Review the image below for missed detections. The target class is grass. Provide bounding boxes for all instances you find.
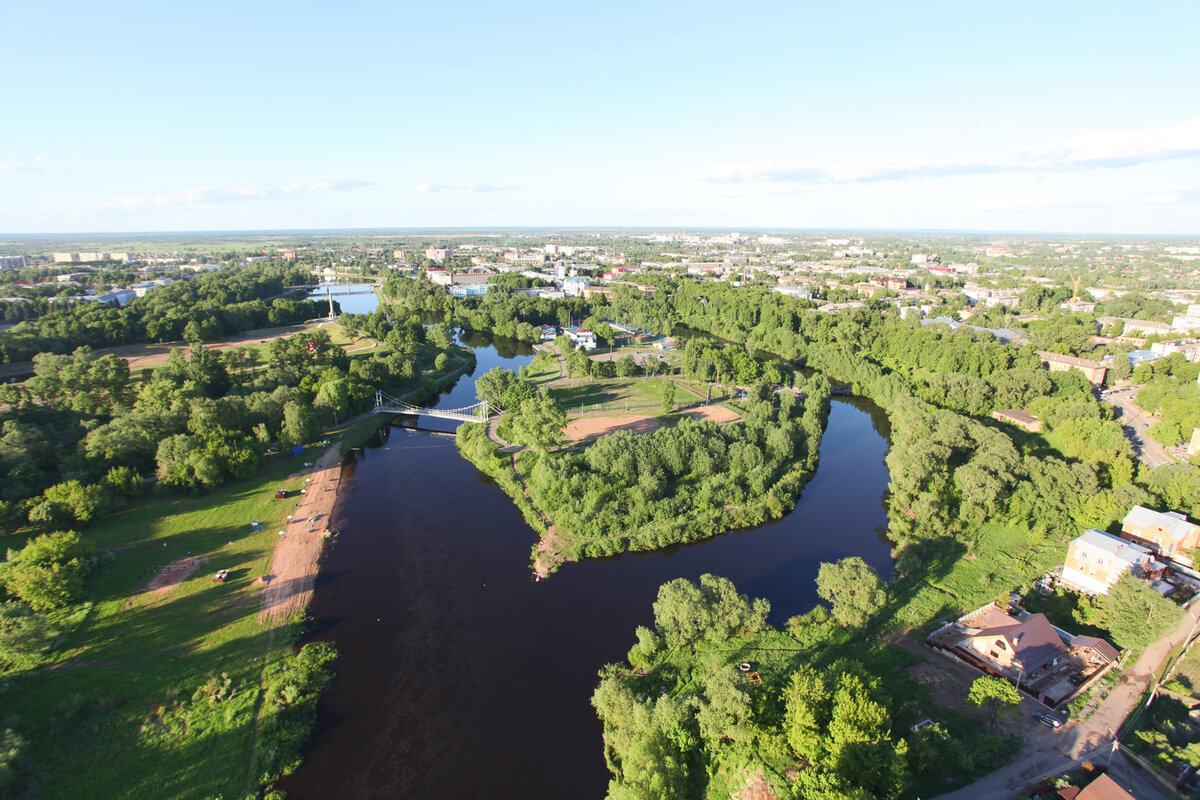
[521,352,561,387]
[879,523,1065,637]
[551,377,676,414]
[0,445,325,800]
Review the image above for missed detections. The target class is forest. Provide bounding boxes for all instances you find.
[0,264,327,363]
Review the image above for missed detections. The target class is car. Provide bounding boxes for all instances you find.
[1033,712,1062,729]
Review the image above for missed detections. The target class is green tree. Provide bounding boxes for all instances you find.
[0,531,92,611]
[615,355,638,378]
[816,557,886,628]
[281,401,321,447]
[967,675,1021,730]
[661,381,675,412]
[508,395,566,454]
[1102,572,1183,651]
[426,323,454,350]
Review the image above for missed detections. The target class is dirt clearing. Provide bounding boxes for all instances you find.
[258,445,343,622]
[145,557,207,594]
[563,404,742,443]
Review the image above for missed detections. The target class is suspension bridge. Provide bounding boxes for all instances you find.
[373,391,490,423]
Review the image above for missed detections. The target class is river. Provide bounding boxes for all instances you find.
[282,310,894,799]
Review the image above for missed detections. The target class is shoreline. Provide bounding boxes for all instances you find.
[258,444,346,622]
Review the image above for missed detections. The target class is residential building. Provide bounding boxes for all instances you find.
[425,248,452,263]
[772,285,812,300]
[964,284,1023,309]
[1060,300,1097,313]
[1121,506,1200,561]
[562,327,598,350]
[965,611,1069,676]
[1037,351,1108,385]
[562,277,588,297]
[52,252,78,263]
[1151,338,1200,362]
[1060,529,1163,595]
[537,325,557,341]
[992,409,1043,432]
[392,249,406,260]
[1057,772,1138,800]
[0,255,27,269]
[928,602,1119,707]
[97,289,137,306]
[1189,427,1200,458]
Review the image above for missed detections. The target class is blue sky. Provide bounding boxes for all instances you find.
[2,1,1197,234]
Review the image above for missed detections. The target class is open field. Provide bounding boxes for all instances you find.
[0,445,327,799]
[551,377,675,411]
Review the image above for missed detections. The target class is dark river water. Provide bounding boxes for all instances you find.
[281,332,894,800]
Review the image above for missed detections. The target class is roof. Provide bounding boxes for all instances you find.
[1076,773,1137,800]
[1071,636,1120,662]
[994,409,1040,425]
[1037,350,1107,370]
[1123,505,1197,542]
[1074,529,1152,566]
[975,613,1068,673]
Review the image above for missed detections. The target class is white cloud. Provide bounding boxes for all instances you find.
[97,178,373,209]
[0,156,47,173]
[700,117,1200,185]
[414,181,519,193]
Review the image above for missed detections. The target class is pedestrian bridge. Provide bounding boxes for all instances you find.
[373,390,489,423]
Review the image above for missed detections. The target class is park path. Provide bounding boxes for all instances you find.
[934,598,1200,799]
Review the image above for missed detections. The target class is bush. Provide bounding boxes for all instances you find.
[0,531,93,611]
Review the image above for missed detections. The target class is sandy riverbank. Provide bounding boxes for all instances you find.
[258,445,345,622]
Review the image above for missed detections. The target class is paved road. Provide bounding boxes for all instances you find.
[1104,386,1177,468]
[934,600,1200,799]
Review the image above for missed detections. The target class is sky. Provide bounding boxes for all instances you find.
[1,1,1198,234]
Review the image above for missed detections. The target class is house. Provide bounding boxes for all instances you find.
[1121,506,1200,562]
[992,409,1043,432]
[928,602,1119,707]
[1037,351,1108,385]
[537,324,557,342]
[965,612,1069,677]
[563,328,598,350]
[1060,529,1164,595]
[1056,772,1138,800]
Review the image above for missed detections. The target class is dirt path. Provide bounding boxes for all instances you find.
[257,446,343,622]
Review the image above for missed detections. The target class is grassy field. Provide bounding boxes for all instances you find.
[551,377,677,415]
[0,447,324,799]
[521,351,561,387]
[880,523,1065,637]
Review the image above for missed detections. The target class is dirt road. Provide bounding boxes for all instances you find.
[257,445,344,622]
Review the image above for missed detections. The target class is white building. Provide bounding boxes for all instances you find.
[563,328,598,350]
[1060,529,1162,596]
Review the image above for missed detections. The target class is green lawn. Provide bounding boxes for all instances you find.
[521,352,561,387]
[0,447,323,800]
[551,377,675,413]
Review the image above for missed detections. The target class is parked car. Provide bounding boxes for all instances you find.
[1033,712,1062,729]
